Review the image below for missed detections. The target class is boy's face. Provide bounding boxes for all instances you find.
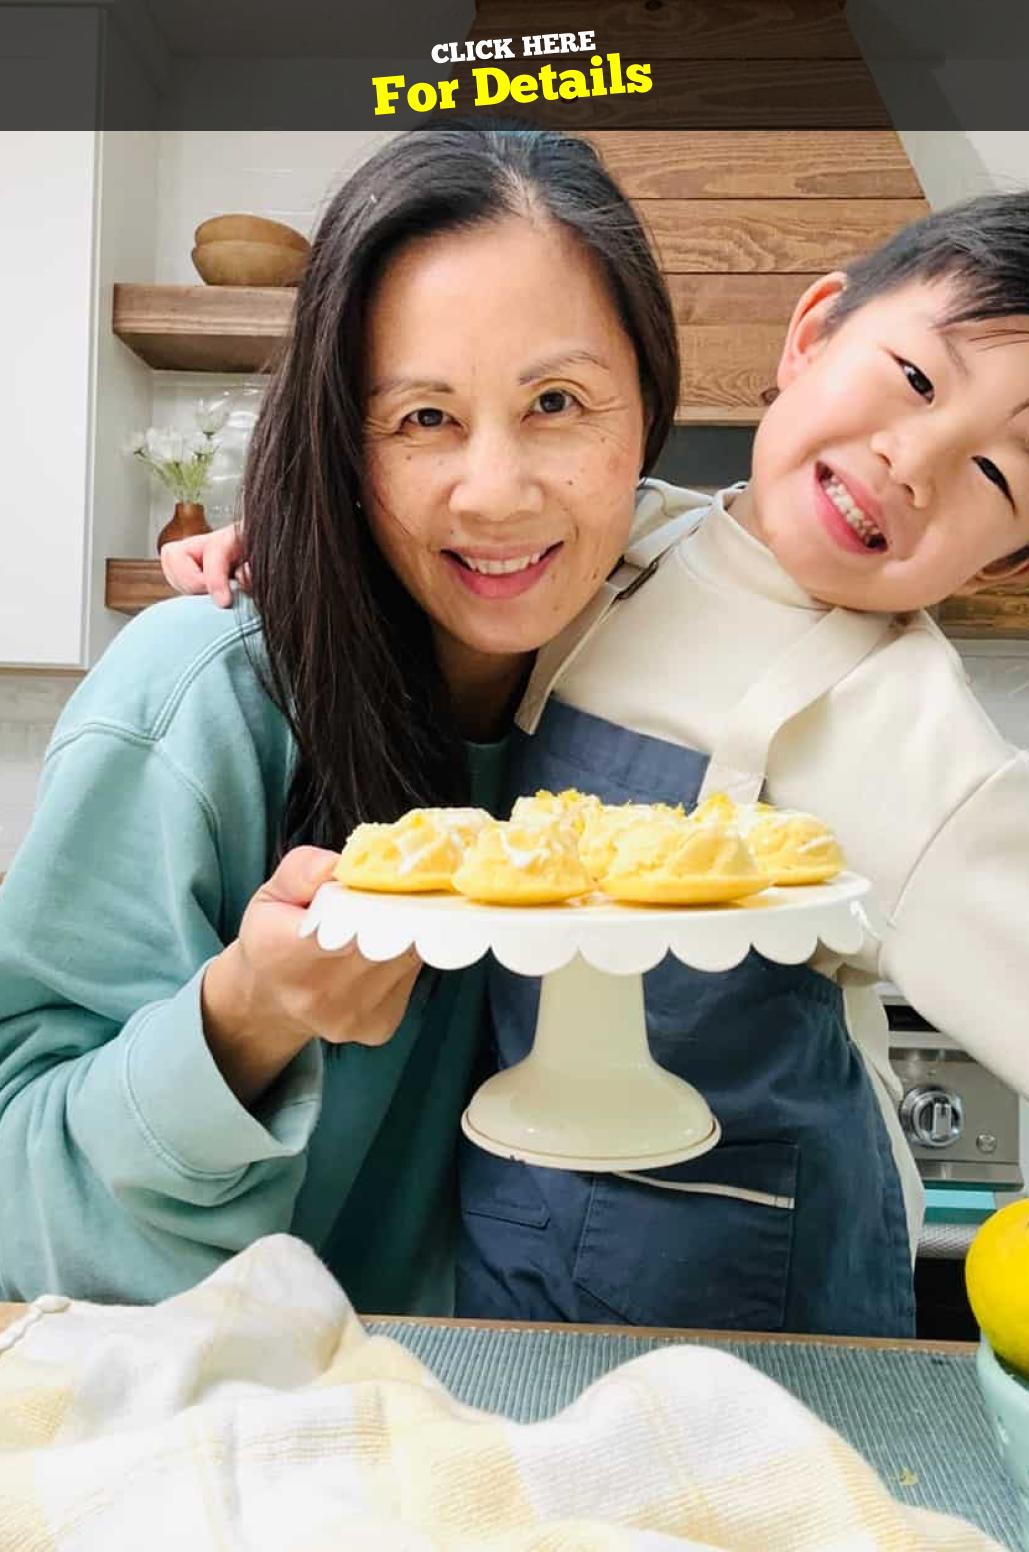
[742,275,1029,611]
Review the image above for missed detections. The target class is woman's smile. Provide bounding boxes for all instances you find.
[443,541,563,598]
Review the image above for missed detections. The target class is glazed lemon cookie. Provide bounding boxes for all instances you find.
[510,787,602,833]
[335,807,490,893]
[692,791,774,826]
[598,814,768,905]
[743,809,845,886]
[452,818,593,905]
[579,800,685,881]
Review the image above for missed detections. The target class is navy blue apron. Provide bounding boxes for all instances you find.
[456,592,915,1339]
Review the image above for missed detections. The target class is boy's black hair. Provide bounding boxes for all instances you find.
[829,192,1029,331]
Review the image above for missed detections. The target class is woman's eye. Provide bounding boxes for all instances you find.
[973,455,1012,501]
[534,389,577,415]
[898,358,934,401]
[404,407,448,429]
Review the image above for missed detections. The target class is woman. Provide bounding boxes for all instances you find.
[0,127,678,1307]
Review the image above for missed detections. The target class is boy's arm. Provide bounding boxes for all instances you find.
[0,726,321,1303]
[161,525,247,608]
[880,750,1029,1098]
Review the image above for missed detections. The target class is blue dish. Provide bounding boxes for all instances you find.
[978,1337,1029,1551]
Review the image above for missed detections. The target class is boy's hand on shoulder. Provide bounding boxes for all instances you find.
[160,525,248,610]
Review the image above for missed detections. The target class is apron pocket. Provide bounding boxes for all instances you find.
[460,1145,551,1229]
[573,1141,799,1330]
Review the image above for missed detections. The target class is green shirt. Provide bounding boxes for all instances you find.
[0,597,508,1310]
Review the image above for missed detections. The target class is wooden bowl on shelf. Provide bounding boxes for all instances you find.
[192,213,311,288]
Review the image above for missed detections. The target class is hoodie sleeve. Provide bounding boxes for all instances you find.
[0,724,322,1303]
[879,749,1029,1099]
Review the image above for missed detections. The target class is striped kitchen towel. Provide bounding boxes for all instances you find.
[0,1234,1003,1551]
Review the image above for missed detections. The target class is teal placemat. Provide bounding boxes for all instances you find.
[368,1322,1018,1548]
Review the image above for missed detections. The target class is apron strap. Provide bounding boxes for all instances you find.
[515,491,710,736]
[698,607,895,803]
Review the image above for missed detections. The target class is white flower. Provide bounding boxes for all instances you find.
[143,427,177,462]
[124,429,147,456]
[195,397,230,436]
[128,420,219,501]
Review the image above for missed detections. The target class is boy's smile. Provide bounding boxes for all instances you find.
[732,275,1029,612]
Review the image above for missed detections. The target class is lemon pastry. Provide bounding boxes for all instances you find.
[743,809,845,886]
[692,791,774,826]
[579,800,685,881]
[335,807,490,893]
[452,818,593,905]
[509,787,602,833]
[598,815,768,905]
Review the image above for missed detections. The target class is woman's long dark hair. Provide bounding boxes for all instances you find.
[243,128,680,853]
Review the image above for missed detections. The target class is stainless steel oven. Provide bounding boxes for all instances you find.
[884,990,1023,1263]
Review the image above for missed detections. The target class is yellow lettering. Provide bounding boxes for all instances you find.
[472,66,512,105]
[408,81,437,111]
[509,72,540,103]
[557,67,590,101]
[626,61,652,94]
[371,74,405,115]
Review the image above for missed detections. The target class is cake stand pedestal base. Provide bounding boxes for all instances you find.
[462,953,720,1171]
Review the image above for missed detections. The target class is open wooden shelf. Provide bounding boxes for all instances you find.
[113,283,294,373]
[105,559,177,615]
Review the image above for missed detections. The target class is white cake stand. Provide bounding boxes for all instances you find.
[300,874,873,1172]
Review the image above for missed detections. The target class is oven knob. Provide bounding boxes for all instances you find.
[900,1086,964,1148]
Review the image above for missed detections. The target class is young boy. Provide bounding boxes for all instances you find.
[168,194,1029,1336]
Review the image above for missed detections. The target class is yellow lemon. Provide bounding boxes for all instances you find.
[965,1199,1029,1377]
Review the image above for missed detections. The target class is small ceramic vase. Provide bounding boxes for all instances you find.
[157,501,210,553]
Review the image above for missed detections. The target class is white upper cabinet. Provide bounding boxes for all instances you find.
[0,12,159,668]
[1,129,99,667]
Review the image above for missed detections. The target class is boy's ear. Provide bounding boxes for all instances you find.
[955,548,1029,595]
[776,272,849,391]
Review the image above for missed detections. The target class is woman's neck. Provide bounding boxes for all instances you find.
[434,632,534,742]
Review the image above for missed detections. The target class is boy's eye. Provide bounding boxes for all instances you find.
[534,389,577,415]
[973,455,1012,501]
[898,358,935,401]
[404,407,449,429]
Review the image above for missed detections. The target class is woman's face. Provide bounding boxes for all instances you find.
[362,216,647,679]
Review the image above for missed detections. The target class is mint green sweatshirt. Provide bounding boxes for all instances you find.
[0,597,507,1310]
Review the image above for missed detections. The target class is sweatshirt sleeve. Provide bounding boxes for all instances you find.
[0,724,322,1303]
[880,750,1029,1099]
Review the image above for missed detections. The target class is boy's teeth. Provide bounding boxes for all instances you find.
[460,551,544,575]
[821,472,885,548]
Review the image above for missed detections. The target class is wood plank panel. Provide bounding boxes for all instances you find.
[937,591,1029,638]
[667,273,817,324]
[469,0,860,57]
[444,58,890,128]
[676,322,781,422]
[639,198,924,272]
[113,284,293,372]
[586,130,924,199]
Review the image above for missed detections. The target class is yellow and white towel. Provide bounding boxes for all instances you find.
[0,1235,1002,1551]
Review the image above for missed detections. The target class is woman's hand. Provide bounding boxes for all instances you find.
[161,525,249,609]
[201,847,422,1107]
